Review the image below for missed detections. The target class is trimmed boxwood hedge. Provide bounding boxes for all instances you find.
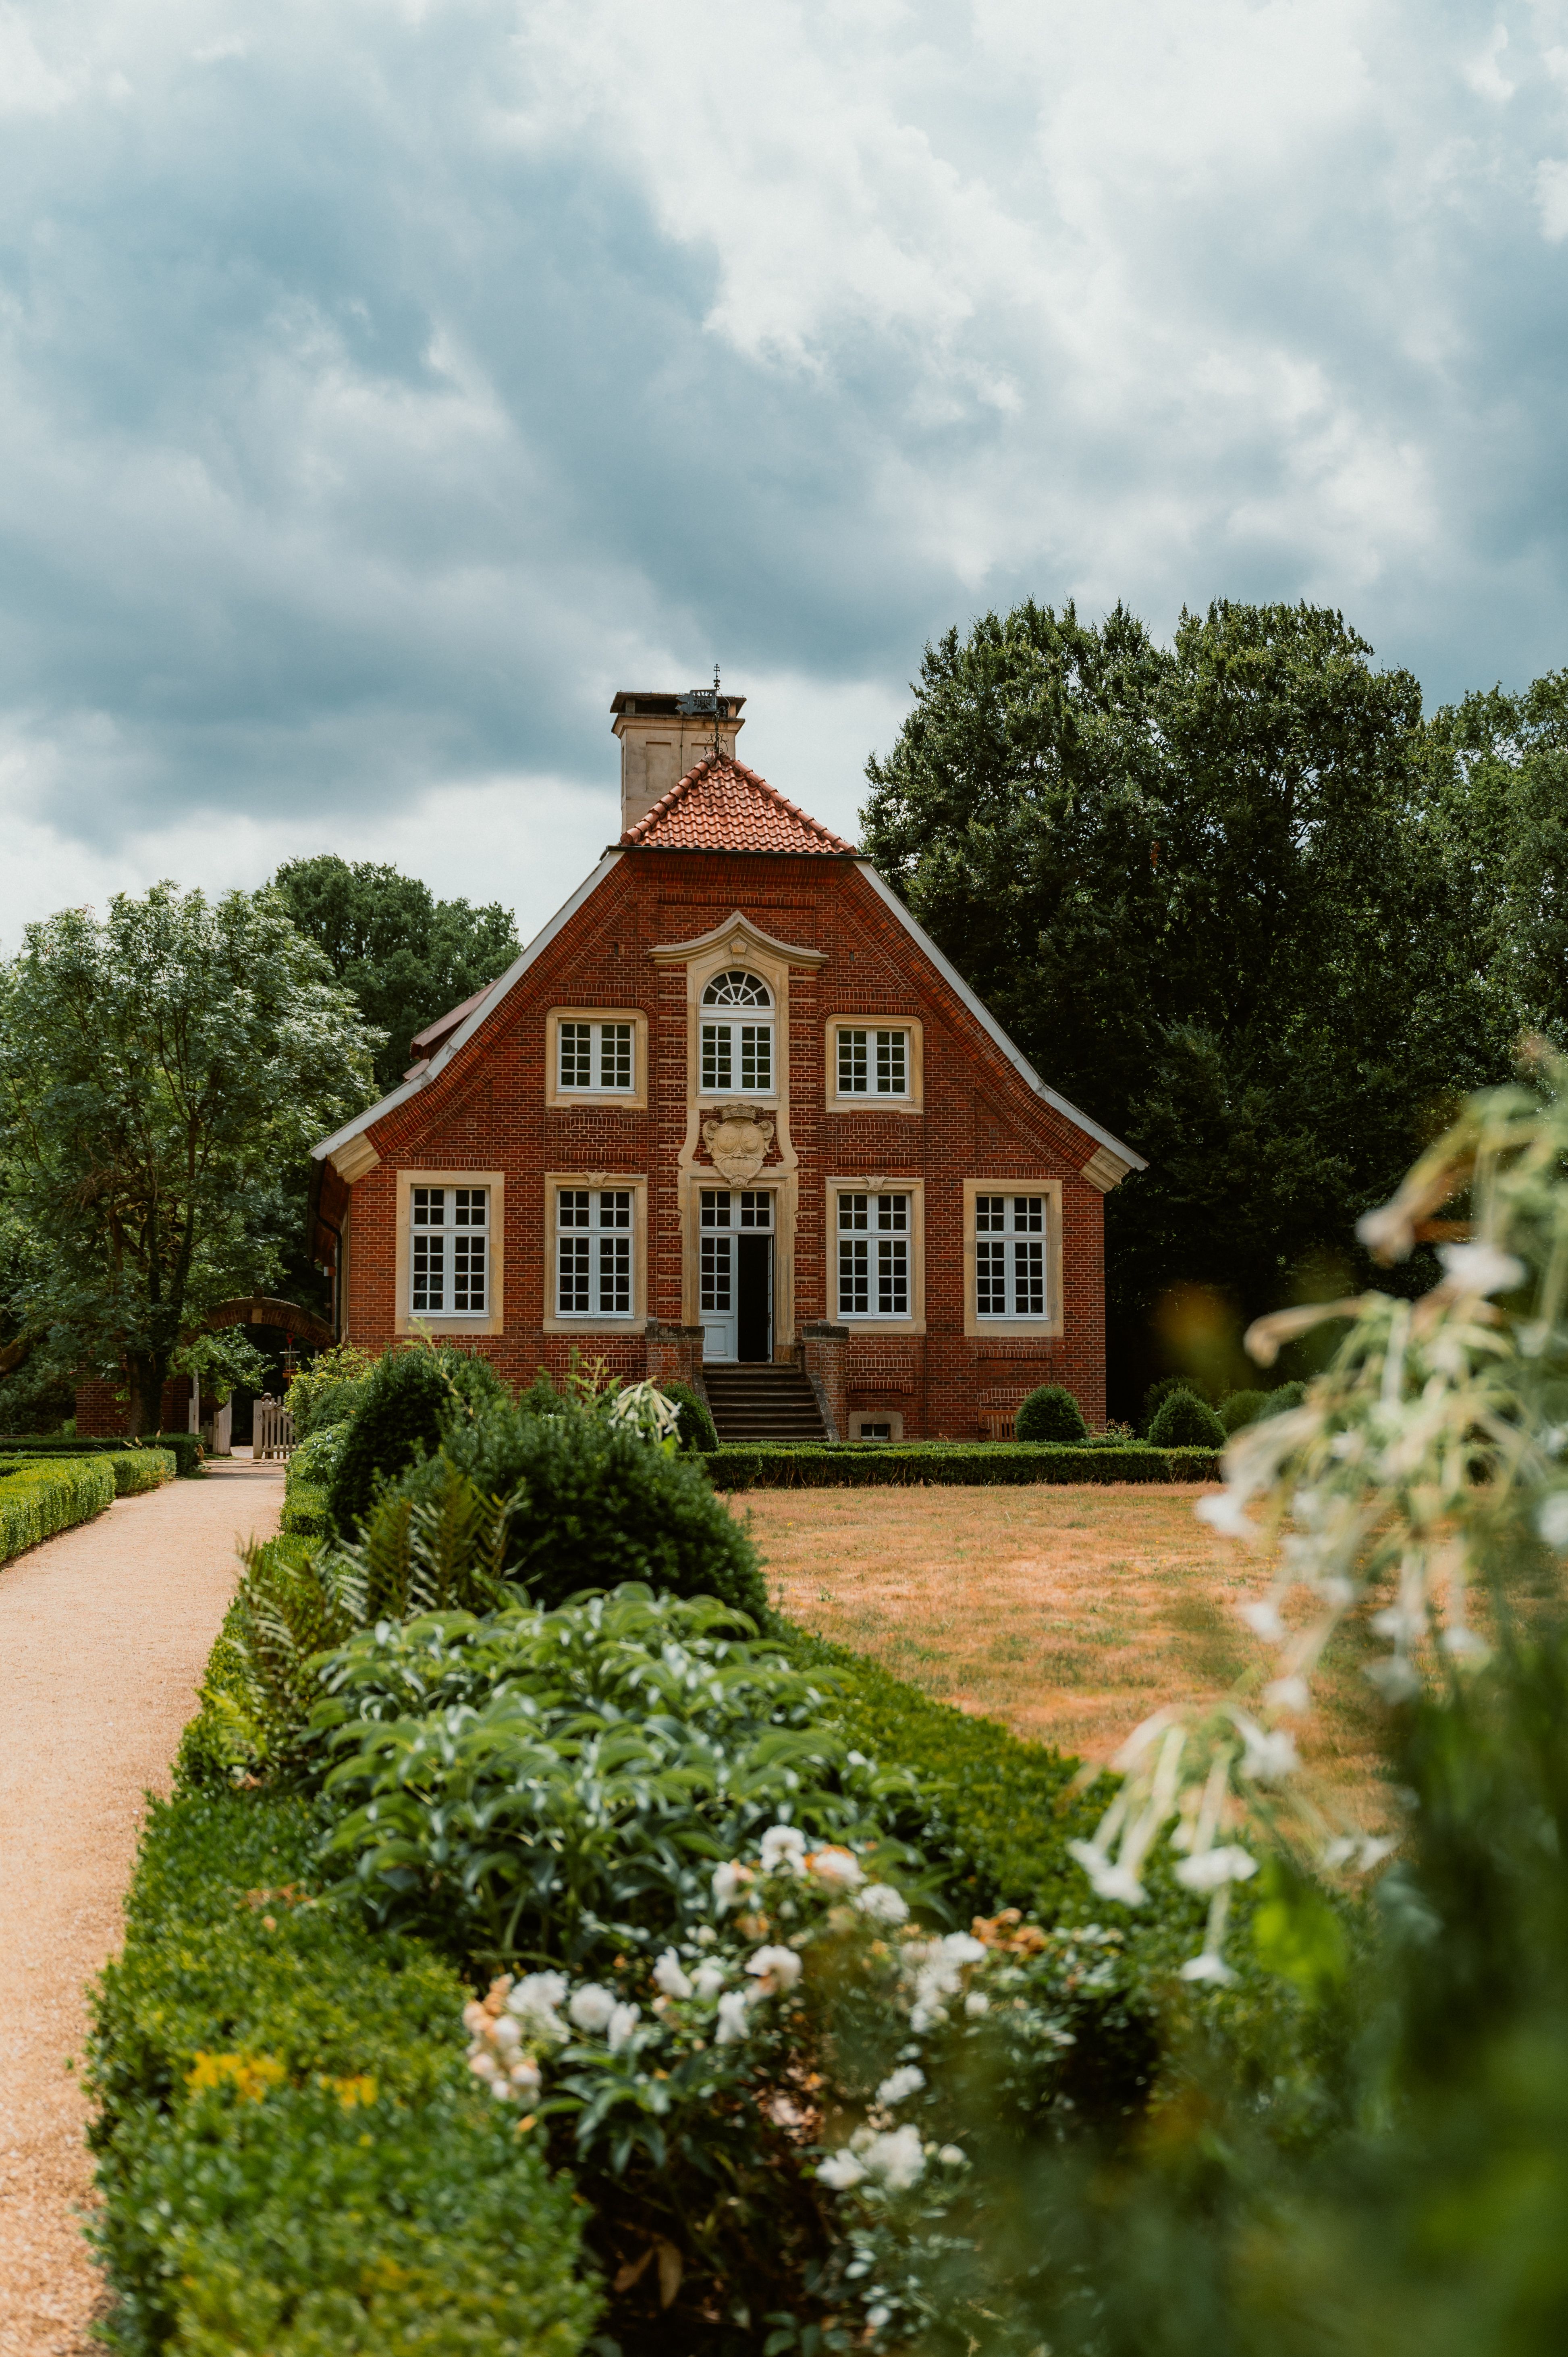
[0,1454,115,1562]
[704,1443,1221,1488]
[88,1789,597,2357]
[279,1478,330,1538]
[0,1449,178,1568]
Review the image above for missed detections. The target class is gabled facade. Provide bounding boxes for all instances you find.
[308,693,1144,1438]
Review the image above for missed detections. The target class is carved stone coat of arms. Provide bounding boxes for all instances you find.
[702,1106,775,1185]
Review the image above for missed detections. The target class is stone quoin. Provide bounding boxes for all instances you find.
[305,690,1145,1439]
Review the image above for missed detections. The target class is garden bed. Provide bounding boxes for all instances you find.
[0,1449,176,1568]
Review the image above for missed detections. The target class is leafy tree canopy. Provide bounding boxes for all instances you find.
[270,855,521,1091]
[0,883,380,1432]
[861,598,1497,1395]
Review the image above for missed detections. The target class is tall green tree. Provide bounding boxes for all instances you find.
[0,884,379,1432]
[1427,671,1568,1045]
[270,856,521,1091]
[861,599,1495,1396]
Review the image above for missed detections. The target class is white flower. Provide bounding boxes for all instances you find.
[1174,1845,1257,1894]
[1438,1241,1525,1298]
[806,1845,865,1888]
[712,1860,752,1909]
[652,1950,692,2000]
[1263,1675,1310,1713]
[1239,1599,1286,1641]
[759,1823,808,1872]
[1441,1625,1489,1662]
[692,1959,728,2001]
[964,1990,989,2018]
[1240,1724,1300,1783]
[940,1932,986,1964]
[746,1943,803,1995]
[715,1990,752,2045]
[858,2123,926,2191]
[1539,1492,1568,1551]
[490,2012,522,2052]
[607,2002,641,2054]
[1178,1951,1236,1985]
[507,1971,569,2038]
[1196,1491,1258,1540]
[876,2064,926,2107]
[1364,1654,1422,1702]
[937,2144,967,2166]
[567,1983,617,2035]
[1067,1840,1146,1906]
[468,2048,501,2083]
[818,2148,868,2190]
[509,2056,542,2095]
[856,1882,909,1926]
[867,2306,891,2332]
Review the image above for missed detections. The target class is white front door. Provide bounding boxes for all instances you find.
[700,1188,773,1361]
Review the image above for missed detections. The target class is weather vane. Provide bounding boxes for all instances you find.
[677,664,728,762]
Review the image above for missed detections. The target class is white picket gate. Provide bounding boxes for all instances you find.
[253,1396,297,1460]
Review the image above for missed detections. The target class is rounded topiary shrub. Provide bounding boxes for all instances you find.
[397,1402,766,1622]
[661,1380,719,1453]
[326,1349,452,1536]
[1148,1387,1226,1449]
[1140,1374,1194,1438]
[1218,1388,1270,1436]
[1258,1380,1307,1420]
[1014,1384,1089,1443]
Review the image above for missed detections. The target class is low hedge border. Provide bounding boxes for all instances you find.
[279,1477,330,1538]
[0,1454,116,1565]
[0,1432,204,1475]
[706,1442,1221,1488]
[88,1789,598,2357]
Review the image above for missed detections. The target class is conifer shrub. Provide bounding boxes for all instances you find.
[395,1399,768,1621]
[662,1379,719,1453]
[1014,1384,1090,1443]
[1147,1386,1227,1448]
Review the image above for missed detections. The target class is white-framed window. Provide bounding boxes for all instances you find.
[974,1194,1047,1320]
[411,1185,488,1315]
[556,1188,634,1318]
[838,1192,910,1319]
[836,1027,909,1097]
[700,969,774,1096]
[558,1020,634,1094]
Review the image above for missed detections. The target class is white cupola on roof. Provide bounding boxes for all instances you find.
[610,684,746,835]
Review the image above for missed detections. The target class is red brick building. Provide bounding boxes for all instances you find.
[307,693,1144,1440]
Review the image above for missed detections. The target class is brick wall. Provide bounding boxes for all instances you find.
[338,851,1115,1432]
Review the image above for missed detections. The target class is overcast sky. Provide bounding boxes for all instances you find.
[3,0,1567,952]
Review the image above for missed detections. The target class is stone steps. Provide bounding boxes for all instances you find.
[701,1363,829,1445]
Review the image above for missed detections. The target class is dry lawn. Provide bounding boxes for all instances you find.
[741,1482,1388,1807]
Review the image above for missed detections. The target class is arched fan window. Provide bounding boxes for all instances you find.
[700,971,774,1094]
[702,970,772,1009]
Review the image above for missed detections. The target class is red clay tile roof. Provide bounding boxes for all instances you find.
[620,753,856,854]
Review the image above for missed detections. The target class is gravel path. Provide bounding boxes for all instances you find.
[0,1461,283,2357]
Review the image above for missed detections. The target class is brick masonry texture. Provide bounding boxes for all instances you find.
[335,849,1116,1435]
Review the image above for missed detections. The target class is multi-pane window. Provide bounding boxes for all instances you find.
[699,1189,771,1314]
[558,1021,634,1093]
[837,1193,910,1319]
[836,1027,908,1097]
[700,970,773,1096]
[975,1195,1047,1319]
[411,1186,488,1315]
[555,1189,633,1318]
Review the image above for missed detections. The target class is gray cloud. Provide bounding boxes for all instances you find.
[2,0,1568,941]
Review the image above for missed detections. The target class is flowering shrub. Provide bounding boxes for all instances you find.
[1069,1057,1568,1980]
[457,1823,1129,2348]
[313,1588,922,1975]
